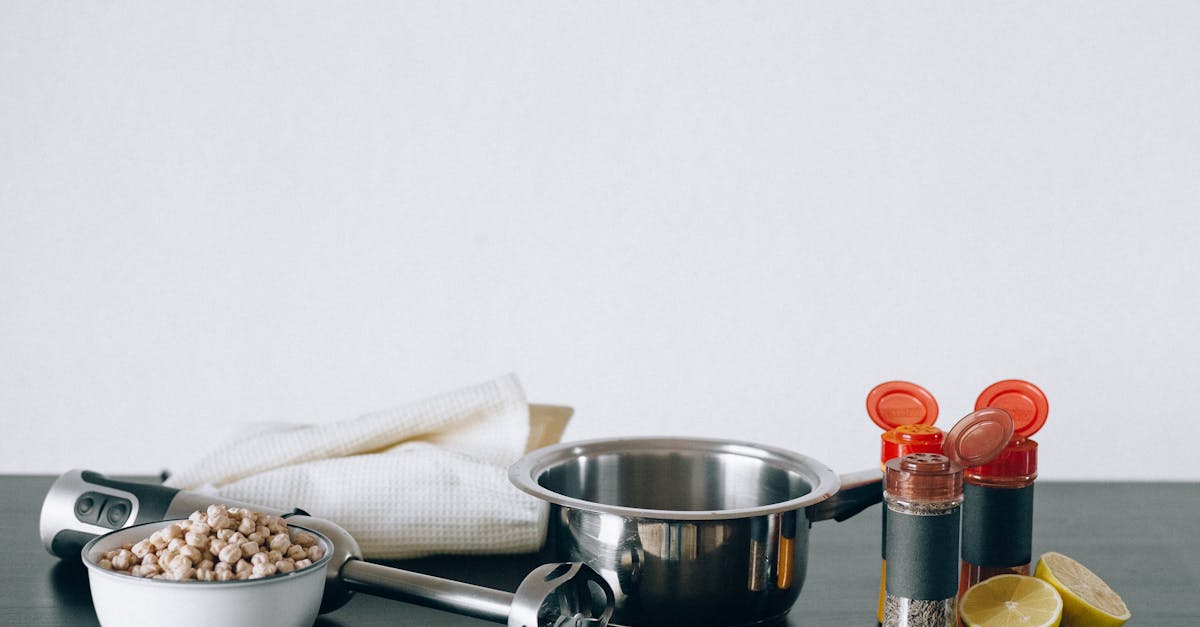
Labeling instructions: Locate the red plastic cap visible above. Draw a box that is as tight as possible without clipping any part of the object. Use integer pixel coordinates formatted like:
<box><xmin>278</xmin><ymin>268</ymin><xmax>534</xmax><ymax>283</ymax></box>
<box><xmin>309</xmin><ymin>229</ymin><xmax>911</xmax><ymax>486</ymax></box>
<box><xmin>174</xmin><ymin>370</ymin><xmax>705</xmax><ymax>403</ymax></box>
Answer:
<box><xmin>881</xmin><ymin>424</ymin><xmax>945</xmax><ymax>464</ymax></box>
<box><xmin>967</xmin><ymin>437</ymin><xmax>1038</xmax><ymax>482</ymax></box>
<box><xmin>867</xmin><ymin>381</ymin><xmax>939</xmax><ymax>430</ymax></box>
<box><xmin>975</xmin><ymin>379</ymin><xmax>1049</xmax><ymax>438</ymax></box>
<box><xmin>943</xmin><ymin>408</ymin><xmax>1014</xmax><ymax>468</ymax></box>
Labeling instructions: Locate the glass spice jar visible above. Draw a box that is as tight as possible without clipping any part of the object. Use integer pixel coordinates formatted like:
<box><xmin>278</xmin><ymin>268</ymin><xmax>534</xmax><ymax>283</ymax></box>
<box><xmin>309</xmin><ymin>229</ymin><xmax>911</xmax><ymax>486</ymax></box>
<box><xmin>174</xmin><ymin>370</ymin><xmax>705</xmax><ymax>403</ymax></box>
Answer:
<box><xmin>959</xmin><ymin>380</ymin><xmax>1049</xmax><ymax>592</ymax></box>
<box><xmin>883</xmin><ymin>408</ymin><xmax>1013</xmax><ymax>627</ymax></box>
<box><xmin>867</xmin><ymin>381</ymin><xmax>943</xmax><ymax>626</ymax></box>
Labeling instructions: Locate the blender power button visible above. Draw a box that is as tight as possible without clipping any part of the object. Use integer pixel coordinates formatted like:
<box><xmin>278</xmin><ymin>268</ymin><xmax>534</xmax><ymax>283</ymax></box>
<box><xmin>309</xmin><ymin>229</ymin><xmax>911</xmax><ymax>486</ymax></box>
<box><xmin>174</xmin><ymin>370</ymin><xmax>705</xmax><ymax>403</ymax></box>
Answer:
<box><xmin>103</xmin><ymin>499</ymin><xmax>131</xmax><ymax>527</ymax></box>
<box><xmin>74</xmin><ymin>492</ymin><xmax>105</xmax><ymax>524</ymax></box>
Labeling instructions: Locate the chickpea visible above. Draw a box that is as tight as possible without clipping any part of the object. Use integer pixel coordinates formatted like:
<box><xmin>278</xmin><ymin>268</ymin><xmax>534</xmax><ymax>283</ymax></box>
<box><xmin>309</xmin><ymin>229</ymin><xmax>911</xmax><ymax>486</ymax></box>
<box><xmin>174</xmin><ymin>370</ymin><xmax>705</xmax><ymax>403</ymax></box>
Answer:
<box><xmin>179</xmin><ymin>545</ymin><xmax>203</xmax><ymax>564</ymax></box>
<box><xmin>131</xmin><ymin>540</ymin><xmax>153</xmax><ymax>559</ymax></box>
<box><xmin>218</xmin><ymin>544</ymin><xmax>242</xmax><ymax>565</ymax></box>
<box><xmin>293</xmin><ymin>531</ymin><xmax>316</xmax><ymax>548</ymax></box>
<box><xmin>250</xmin><ymin>562</ymin><xmax>277</xmax><ymax>579</ymax></box>
<box><xmin>208</xmin><ymin>513</ymin><xmax>232</xmax><ymax>530</ymax></box>
<box><xmin>269</xmin><ymin>533</ymin><xmax>291</xmax><ymax>553</ymax></box>
<box><xmin>168</xmin><ymin>554</ymin><xmax>193</xmax><ymax>572</ymax></box>
<box><xmin>208</xmin><ymin>538</ymin><xmax>227</xmax><ymax>557</ymax></box>
<box><xmin>111</xmin><ymin>549</ymin><xmax>134</xmax><ymax>571</ymax></box>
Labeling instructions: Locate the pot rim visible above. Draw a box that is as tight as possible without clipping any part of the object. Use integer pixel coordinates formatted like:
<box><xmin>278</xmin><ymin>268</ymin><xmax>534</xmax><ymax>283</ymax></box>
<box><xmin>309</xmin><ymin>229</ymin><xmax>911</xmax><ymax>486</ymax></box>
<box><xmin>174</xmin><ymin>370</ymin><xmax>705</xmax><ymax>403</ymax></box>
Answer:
<box><xmin>508</xmin><ymin>436</ymin><xmax>843</xmax><ymax>521</ymax></box>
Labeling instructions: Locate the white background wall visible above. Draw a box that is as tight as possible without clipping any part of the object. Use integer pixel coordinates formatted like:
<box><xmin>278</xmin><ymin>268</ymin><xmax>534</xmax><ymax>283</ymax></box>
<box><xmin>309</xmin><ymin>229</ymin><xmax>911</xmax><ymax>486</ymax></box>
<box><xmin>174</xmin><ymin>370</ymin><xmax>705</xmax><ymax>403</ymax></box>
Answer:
<box><xmin>3</xmin><ymin>2</ymin><xmax>1198</xmax><ymax>480</ymax></box>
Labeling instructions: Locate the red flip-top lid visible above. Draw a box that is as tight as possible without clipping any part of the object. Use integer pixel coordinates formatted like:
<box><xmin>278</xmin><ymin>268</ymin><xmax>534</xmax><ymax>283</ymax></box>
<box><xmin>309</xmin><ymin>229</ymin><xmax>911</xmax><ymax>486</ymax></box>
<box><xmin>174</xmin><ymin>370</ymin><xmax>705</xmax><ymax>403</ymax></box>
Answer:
<box><xmin>943</xmin><ymin>408</ymin><xmax>1014</xmax><ymax>468</ymax></box>
<box><xmin>881</xmin><ymin>424</ymin><xmax>945</xmax><ymax>465</ymax></box>
<box><xmin>971</xmin><ymin>380</ymin><xmax>1049</xmax><ymax>480</ymax></box>
<box><xmin>867</xmin><ymin>381</ymin><xmax>939</xmax><ymax>431</ymax></box>
<box><xmin>974</xmin><ymin>379</ymin><xmax>1048</xmax><ymax>438</ymax></box>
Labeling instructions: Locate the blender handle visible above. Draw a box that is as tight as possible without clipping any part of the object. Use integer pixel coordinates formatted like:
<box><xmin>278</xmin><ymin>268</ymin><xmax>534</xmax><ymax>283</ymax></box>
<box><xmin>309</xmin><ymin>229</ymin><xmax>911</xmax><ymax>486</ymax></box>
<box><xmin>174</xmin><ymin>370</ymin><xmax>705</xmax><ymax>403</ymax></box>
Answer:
<box><xmin>805</xmin><ymin>468</ymin><xmax>882</xmax><ymax>523</ymax></box>
<box><xmin>40</xmin><ymin>470</ymin><xmax>282</xmax><ymax>560</ymax></box>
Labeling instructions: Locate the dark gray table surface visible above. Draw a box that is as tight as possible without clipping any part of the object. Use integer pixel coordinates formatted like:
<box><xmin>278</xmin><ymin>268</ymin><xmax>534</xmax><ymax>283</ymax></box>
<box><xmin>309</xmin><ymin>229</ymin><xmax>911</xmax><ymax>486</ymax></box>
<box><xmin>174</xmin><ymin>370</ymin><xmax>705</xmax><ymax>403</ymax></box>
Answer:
<box><xmin>2</xmin><ymin>475</ymin><xmax>1196</xmax><ymax>625</ymax></box>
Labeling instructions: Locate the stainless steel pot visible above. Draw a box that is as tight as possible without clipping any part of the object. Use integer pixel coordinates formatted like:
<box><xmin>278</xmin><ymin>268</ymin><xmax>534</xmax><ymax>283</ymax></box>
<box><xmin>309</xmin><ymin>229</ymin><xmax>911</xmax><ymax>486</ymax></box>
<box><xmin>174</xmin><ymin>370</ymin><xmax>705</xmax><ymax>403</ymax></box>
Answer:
<box><xmin>509</xmin><ymin>437</ymin><xmax>881</xmax><ymax>627</ymax></box>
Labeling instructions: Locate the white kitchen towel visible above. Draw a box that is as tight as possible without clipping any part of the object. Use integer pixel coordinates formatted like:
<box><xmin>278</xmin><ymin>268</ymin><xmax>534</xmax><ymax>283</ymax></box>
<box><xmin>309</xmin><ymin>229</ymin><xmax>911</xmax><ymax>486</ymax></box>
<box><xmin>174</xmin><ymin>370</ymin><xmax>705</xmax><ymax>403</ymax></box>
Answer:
<box><xmin>164</xmin><ymin>374</ymin><xmax>562</xmax><ymax>559</ymax></box>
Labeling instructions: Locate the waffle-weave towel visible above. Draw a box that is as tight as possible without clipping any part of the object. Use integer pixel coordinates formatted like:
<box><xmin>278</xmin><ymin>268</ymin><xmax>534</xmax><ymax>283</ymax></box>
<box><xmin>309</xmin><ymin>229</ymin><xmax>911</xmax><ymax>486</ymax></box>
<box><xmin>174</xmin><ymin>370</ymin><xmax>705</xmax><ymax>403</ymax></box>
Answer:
<box><xmin>164</xmin><ymin>374</ymin><xmax>553</xmax><ymax>559</ymax></box>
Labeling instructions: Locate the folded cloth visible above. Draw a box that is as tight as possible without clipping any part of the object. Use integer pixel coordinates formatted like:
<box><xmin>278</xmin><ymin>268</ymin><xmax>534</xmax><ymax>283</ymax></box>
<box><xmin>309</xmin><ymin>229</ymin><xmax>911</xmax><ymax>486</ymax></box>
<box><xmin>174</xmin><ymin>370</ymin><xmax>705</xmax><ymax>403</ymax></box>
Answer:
<box><xmin>164</xmin><ymin>374</ymin><xmax>566</xmax><ymax>559</ymax></box>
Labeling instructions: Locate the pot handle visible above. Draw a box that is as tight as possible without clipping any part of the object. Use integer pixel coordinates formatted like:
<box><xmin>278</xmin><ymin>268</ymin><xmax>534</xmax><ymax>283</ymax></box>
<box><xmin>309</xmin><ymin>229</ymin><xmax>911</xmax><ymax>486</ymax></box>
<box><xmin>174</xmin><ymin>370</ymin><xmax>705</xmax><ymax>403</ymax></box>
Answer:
<box><xmin>806</xmin><ymin>468</ymin><xmax>882</xmax><ymax>523</ymax></box>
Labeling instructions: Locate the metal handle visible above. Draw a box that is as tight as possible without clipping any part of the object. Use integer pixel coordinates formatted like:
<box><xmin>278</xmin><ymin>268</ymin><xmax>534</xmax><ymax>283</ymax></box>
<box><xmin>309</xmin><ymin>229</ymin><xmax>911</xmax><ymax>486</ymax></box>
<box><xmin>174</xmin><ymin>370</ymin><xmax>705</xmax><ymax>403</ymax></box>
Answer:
<box><xmin>341</xmin><ymin>559</ymin><xmax>615</xmax><ymax>627</ymax></box>
<box><xmin>805</xmin><ymin>468</ymin><xmax>882</xmax><ymax>523</ymax></box>
<box><xmin>342</xmin><ymin>559</ymin><xmax>515</xmax><ymax>623</ymax></box>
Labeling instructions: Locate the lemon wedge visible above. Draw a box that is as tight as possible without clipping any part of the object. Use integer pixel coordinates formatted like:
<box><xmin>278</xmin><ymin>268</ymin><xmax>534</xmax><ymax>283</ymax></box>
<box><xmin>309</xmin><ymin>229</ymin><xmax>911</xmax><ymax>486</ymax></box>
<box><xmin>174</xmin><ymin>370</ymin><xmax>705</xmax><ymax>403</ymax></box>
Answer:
<box><xmin>1035</xmin><ymin>552</ymin><xmax>1130</xmax><ymax>627</ymax></box>
<box><xmin>960</xmin><ymin>574</ymin><xmax>1063</xmax><ymax>627</ymax></box>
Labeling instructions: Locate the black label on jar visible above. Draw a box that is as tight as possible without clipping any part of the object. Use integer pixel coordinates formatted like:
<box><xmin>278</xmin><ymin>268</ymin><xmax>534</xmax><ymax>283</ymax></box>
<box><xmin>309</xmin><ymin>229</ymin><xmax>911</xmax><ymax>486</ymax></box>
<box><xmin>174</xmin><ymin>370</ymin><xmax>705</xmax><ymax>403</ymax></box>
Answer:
<box><xmin>884</xmin><ymin>508</ymin><xmax>960</xmax><ymax>600</ymax></box>
<box><xmin>881</xmin><ymin>504</ymin><xmax>887</xmax><ymax>559</ymax></box>
<box><xmin>962</xmin><ymin>483</ymin><xmax>1034</xmax><ymax>567</ymax></box>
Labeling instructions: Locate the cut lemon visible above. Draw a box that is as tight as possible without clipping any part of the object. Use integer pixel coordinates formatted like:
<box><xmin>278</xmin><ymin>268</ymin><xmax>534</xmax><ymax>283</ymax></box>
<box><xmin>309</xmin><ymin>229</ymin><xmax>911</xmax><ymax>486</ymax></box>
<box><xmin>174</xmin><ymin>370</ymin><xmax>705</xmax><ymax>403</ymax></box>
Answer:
<box><xmin>1035</xmin><ymin>552</ymin><xmax>1131</xmax><ymax>627</ymax></box>
<box><xmin>960</xmin><ymin>574</ymin><xmax>1063</xmax><ymax>627</ymax></box>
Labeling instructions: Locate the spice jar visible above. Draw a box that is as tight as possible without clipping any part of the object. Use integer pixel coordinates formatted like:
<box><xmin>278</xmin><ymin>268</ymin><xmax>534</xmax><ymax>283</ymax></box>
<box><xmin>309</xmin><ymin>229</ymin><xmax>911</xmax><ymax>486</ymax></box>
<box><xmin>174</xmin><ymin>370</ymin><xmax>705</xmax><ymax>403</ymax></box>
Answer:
<box><xmin>959</xmin><ymin>380</ymin><xmax>1049</xmax><ymax>592</ymax></box>
<box><xmin>868</xmin><ymin>381</ymin><xmax>943</xmax><ymax>626</ymax></box>
<box><xmin>883</xmin><ymin>409</ymin><xmax>1012</xmax><ymax>627</ymax></box>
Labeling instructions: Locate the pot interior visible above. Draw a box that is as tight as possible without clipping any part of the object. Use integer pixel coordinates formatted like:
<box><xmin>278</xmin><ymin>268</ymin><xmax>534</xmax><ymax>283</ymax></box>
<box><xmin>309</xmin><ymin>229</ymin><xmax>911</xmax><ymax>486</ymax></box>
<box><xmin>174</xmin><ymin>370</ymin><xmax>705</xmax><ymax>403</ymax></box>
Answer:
<box><xmin>536</xmin><ymin>445</ymin><xmax>816</xmax><ymax>512</ymax></box>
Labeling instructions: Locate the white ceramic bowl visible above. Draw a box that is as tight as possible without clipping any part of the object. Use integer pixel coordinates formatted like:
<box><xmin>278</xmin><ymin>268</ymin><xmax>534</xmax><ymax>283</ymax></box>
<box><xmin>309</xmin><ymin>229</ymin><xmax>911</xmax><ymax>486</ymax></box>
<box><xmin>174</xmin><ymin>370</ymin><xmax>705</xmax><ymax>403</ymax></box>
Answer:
<box><xmin>82</xmin><ymin>519</ymin><xmax>333</xmax><ymax>627</ymax></box>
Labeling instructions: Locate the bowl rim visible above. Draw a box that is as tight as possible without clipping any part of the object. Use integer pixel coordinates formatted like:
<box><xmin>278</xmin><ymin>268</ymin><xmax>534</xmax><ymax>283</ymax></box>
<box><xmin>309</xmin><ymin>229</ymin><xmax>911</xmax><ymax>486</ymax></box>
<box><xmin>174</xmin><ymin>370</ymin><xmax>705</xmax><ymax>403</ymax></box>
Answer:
<box><xmin>82</xmin><ymin>517</ymin><xmax>334</xmax><ymax>588</ymax></box>
<box><xmin>508</xmin><ymin>435</ymin><xmax>843</xmax><ymax>520</ymax></box>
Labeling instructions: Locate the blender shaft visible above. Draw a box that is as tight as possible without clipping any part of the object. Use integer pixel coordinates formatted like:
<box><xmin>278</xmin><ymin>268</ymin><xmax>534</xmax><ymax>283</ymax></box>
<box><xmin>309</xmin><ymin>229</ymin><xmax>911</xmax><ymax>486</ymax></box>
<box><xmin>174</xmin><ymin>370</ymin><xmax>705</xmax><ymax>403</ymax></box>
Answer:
<box><xmin>341</xmin><ymin>559</ymin><xmax>513</xmax><ymax>624</ymax></box>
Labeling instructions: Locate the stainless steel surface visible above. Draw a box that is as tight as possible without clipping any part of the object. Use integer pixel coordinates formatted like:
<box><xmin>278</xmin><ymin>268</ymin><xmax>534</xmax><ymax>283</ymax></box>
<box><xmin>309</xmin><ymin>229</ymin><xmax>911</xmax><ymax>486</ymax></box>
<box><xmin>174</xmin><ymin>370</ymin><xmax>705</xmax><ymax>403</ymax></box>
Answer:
<box><xmin>342</xmin><ymin>558</ymin><xmax>615</xmax><ymax>627</ymax></box>
<box><xmin>805</xmin><ymin>468</ymin><xmax>885</xmax><ymax>523</ymax></box>
<box><xmin>342</xmin><ymin>559</ymin><xmax>515</xmax><ymax>623</ymax></box>
<box><xmin>39</xmin><ymin>471</ymin><xmax>137</xmax><ymax>550</ymax></box>
<box><xmin>509</xmin><ymin>437</ymin><xmax>882</xmax><ymax>627</ymax></box>
<box><xmin>508</xmin><ymin>562</ymin><xmax>615</xmax><ymax>627</ymax></box>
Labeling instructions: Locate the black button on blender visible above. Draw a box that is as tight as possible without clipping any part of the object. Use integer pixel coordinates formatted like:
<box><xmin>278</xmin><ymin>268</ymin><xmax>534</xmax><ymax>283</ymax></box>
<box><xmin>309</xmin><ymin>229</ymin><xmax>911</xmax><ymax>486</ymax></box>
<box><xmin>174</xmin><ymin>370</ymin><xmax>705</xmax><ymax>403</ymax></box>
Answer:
<box><xmin>102</xmin><ymin>498</ymin><xmax>131</xmax><ymax>527</ymax></box>
<box><xmin>74</xmin><ymin>492</ymin><xmax>106</xmax><ymax>523</ymax></box>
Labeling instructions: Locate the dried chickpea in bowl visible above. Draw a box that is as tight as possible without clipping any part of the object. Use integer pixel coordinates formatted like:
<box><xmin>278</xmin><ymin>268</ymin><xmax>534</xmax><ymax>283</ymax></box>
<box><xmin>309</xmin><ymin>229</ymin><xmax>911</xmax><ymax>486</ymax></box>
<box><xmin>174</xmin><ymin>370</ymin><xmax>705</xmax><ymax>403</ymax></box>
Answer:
<box><xmin>82</xmin><ymin>506</ymin><xmax>334</xmax><ymax>627</ymax></box>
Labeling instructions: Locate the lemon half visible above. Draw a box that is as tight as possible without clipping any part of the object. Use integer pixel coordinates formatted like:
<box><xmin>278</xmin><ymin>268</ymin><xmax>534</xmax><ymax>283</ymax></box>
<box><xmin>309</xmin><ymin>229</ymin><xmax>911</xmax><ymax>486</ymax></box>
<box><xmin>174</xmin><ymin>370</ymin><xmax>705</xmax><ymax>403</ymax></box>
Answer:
<box><xmin>960</xmin><ymin>574</ymin><xmax>1063</xmax><ymax>627</ymax></box>
<box><xmin>1035</xmin><ymin>552</ymin><xmax>1130</xmax><ymax>627</ymax></box>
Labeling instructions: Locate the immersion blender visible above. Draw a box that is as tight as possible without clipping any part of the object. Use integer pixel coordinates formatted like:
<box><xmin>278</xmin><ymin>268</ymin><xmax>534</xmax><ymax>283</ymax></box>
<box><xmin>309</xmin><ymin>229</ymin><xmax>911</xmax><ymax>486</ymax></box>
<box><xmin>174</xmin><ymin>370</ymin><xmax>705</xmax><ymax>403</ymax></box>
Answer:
<box><xmin>40</xmin><ymin>470</ymin><xmax>616</xmax><ymax>627</ymax></box>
